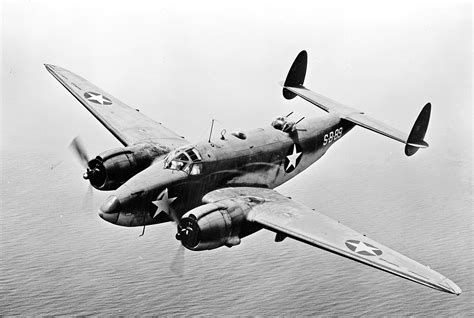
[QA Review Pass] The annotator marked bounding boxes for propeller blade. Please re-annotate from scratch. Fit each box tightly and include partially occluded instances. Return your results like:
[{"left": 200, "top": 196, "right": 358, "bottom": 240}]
[
  {"left": 170, "top": 243, "right": 185, "bottom": 276},
  {"left": 169, "top": 209, "right": 180, "bottom": 224},
  {"left": 69, "top": 137, "right": 89, "bottom": 167},
  {"left": 167, "top": 204, "right": 185, "bottom": 275},
  {"left": 81, "top": 184, "right": 93, "bottom": 212}
]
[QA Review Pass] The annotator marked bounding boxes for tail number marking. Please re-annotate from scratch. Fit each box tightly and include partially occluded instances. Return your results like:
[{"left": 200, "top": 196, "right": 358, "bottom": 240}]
[{"left": 323, "top": 127, "right": 343, "bottom": 146}]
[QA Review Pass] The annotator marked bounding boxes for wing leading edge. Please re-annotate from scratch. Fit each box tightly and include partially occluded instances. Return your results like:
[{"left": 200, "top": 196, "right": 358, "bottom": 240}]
[
  {"left": 203, "top": 187, "right": 462, "bottom": 295},
  {"left": 45, "top": 64, "right": 189, "bottom": 148}
]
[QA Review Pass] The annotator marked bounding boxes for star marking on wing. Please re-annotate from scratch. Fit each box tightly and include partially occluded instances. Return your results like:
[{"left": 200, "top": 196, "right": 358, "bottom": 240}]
[
  {"left": 152, "top": 188, "right": 177, "bottom": 218},
  {"left": 285, "top": 144, "right": 302, "bottom": 172},
  {"left": 84, "top": 92, "right": 112, "bottom": 105},
  {"left": 345, "top": 240, "right": 382, "bottom": 256}
]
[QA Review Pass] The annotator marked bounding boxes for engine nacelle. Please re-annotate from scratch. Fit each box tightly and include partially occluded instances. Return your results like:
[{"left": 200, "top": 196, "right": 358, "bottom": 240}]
[
  {"left": 176, "top": 200, "right": 252, "bottom": 251},
  {"left": 86, "top": 144, "right": 165, "bottom": 190}
]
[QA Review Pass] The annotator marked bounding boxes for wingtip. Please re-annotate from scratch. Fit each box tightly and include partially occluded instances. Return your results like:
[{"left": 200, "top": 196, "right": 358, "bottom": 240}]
[
  {"left": 440, "top": 278, "right": 462, "bottom": 295},
  {"left": 44, "top": 64, "right": 59, "bottom": 71}
]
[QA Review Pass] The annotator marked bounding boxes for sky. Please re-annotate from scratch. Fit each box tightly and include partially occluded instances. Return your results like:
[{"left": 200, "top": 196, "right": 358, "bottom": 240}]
[{"left": 1, "top": 0, "right": 471, "bottom": 161}]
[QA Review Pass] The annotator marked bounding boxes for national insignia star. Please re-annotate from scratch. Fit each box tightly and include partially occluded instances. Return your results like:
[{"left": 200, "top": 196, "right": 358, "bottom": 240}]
[
  {"left": 346, "top": 240, "right": 380, "bottom": 256},
  {"left": 152, "top": 188, "right": 177, "bottom": 218},
  {"left": 86, "top": 93, "right": 110, "bottom": 105},
  {"left": 286, "top": 144, "right": 302, "bottom": 172}
]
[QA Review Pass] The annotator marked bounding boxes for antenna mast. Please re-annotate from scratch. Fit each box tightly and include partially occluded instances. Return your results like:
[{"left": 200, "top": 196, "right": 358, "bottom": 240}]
[{"left": 208, "top": 119, "right": 215, "bottom": 143}]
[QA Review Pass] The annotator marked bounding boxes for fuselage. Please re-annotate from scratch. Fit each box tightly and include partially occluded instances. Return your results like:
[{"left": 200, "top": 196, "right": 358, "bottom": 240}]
[
  {"left": 99, "top": 113, "right": 355, "bottom": 227},
  {"left": 196, "top": 114, "right": 354, "bottom": 188}
]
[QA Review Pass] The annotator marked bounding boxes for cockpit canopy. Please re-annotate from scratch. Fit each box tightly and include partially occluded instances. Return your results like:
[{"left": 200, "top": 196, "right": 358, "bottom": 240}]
[{"left": 164, "top": 147, "right": 202, "bottom": 175}]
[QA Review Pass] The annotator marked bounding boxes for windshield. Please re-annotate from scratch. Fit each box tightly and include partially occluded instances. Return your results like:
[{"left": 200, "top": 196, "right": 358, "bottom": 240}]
[{"left": 164, "top": 147, "right": 202, "bottom": 175}]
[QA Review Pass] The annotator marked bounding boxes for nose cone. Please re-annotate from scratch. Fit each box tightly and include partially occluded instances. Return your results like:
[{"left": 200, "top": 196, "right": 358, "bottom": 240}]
[{"left": 99, "top": 195, "right": 120, "bottom": 224}]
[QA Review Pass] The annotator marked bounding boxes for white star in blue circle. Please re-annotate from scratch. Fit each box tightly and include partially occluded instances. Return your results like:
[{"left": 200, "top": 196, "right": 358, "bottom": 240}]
[
  {"left": 284, "top": 143, "right": 303, "bottom": 172},
  {"left": 345, "top": 240, "right": 382, "bottom": 256},
  {"left": 152, "top": 188, "right": 177, "bottom": 218},
  {"left": 84, "top": 92, "right": 112, "bottom": 105}
]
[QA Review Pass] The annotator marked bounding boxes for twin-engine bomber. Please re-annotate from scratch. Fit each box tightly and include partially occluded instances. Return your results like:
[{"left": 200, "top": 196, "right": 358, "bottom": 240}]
[{"left": 45, "top": 51, "right": 461, "bottom": 295}]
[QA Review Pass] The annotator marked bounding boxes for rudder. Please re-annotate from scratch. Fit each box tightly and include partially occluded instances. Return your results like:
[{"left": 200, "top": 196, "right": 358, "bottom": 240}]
[
  {"left": 283, "top": 50, "right": 307, "bottom": 99},
  {"left": 405, "top": 103, "right": 431, "bottom": 156}
]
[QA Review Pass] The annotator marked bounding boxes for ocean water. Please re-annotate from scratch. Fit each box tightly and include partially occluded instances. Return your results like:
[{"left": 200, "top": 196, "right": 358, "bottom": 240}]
[{"left": 1, "top": 149, "right": 472, "bottom": 316}]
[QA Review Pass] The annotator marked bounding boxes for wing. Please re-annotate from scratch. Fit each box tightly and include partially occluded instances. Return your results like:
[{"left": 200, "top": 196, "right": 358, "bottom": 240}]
[
  {"left": 45, "top": 64, "right": 189, "bottom": 148},
  {"left": 203, "top": 187, "right": 462, "bottom": 295}
]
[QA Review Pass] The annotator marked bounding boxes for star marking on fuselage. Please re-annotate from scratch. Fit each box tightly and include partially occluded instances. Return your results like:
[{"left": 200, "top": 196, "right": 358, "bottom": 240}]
[
  {"left": 345, "top": 240, "right": 382, "bottom": 256},
  {"left": 152, "top": 188, "right": 177, "bottom": 218},
  {"left": 285, "top": 144, "right": 302, "bottom": 172},
  {"left": 84, "top": 92, "right": 112, "bottom": 105}
]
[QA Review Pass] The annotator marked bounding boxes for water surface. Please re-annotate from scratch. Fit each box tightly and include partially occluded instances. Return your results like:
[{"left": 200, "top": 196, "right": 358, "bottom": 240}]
[{"left": 1, "top": 149, "right": 472, "bottom": 316}]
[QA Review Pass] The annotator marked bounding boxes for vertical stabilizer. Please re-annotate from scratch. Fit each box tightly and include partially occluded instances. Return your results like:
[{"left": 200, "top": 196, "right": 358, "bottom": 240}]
[
  {"left": 283, "top": 50, "right": 307, "bottom": 99},
  {"left": 405, "top": 103, "right": 431, "bottom": 156}
]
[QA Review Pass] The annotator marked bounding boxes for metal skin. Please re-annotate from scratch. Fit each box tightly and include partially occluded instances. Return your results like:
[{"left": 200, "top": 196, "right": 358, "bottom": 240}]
[
  {"left": 45, "top": 51, "right": 462, "bottom": 295},
  {"left": 85, "top": 143, "right": 166, "bottom": 190},
  {"left": 99, "top": 115, "right": 354, "bottom": 233}
]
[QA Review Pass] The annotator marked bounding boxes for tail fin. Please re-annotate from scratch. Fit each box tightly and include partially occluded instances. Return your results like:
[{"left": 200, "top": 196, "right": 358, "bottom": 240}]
[
  {"left": 405, "top": 103, "right": 431, "bottom": 156},
  {"left": 283, "top": 50, "right": 307, "bottom": 100},
  {"left": 281, "top": 50, "right": 431, "bottom": 156}
]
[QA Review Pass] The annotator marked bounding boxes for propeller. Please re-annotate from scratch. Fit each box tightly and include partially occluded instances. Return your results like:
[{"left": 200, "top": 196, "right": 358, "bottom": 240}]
[
  {"left": 69, "top": 136, "right": 100, "bottom": 181},
  {"left": 169, "top": 208, "right": 185, "bottom": 276},
  {"left": 81, "top": 184, "right": 94, "bottom": 212},
  {"left": 168, "top": 207, "right": 181, "bottom": 224},
  {"left": 69, "top": 136, "right": 94, "bottom": 211},
  {"left": 170, "top": 244, "right": 185, "bottom": 276},
  {"left": 69, "top": 136, "right": 89, "bottom": 168}
]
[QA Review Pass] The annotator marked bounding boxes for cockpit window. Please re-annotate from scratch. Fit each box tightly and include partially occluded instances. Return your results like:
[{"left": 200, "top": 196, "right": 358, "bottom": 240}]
[
  {"left": 176, "top": 153, "right": 189, "bottom": 161},
  {"left": 186, "top": 148, "right": 201, "bottom": 161},
  {"left": 164, "top": 147, "right": 202, "bottom": 175}
]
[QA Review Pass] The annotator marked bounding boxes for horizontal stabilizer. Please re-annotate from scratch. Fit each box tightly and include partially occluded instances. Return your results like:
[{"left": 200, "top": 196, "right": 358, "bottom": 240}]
[{"left": 281, "top": 51, "right": 431, "bottom": 156}]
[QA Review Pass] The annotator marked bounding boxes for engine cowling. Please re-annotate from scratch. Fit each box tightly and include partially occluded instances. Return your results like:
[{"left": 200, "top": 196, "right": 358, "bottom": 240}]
[
  {"left": 85, "top": 144, "right": 165, "bottom": 190},
  {"left": 176, "top": 200, "right": 253, "bottom": 251}
]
